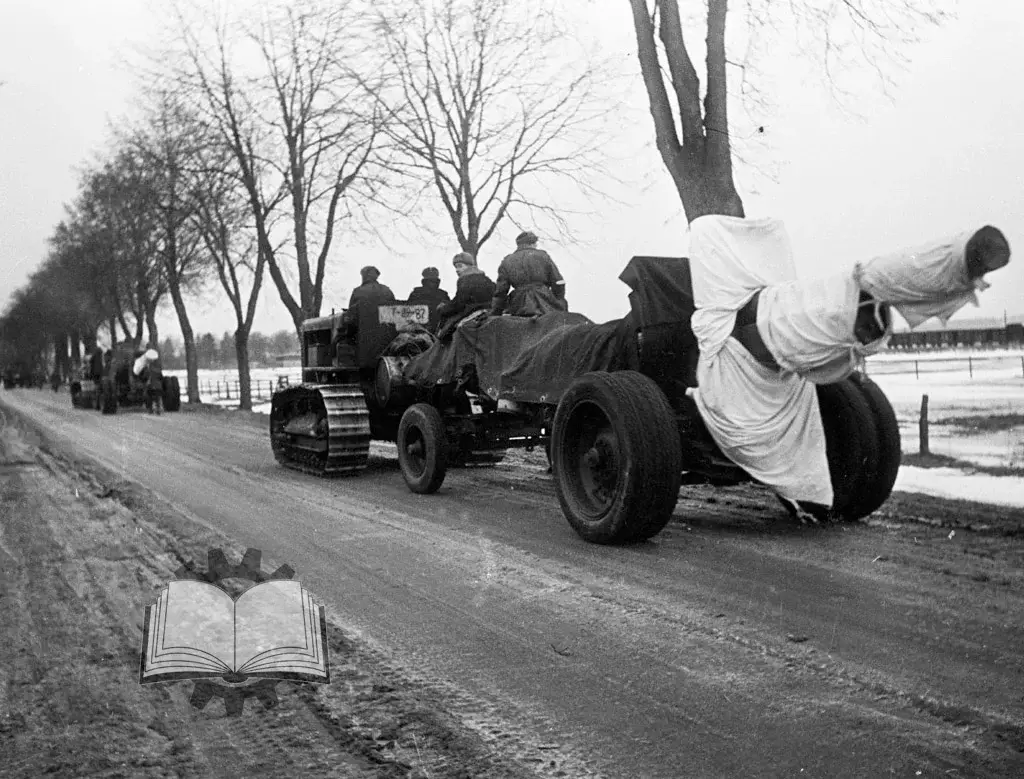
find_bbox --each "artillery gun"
[70,346,181,415]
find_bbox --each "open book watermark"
[139,547,330,716]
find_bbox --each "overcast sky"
[1,0,1021,341]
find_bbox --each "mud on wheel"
[397,403,448,494]
[551,371,682,544]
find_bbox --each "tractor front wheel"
[397,403,448,494]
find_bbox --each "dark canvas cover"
[497,317,635,402]
[401,311,591,395]
[401,256,697,404]
[618,255,695,329]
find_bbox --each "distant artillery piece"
[71,346,181,415]
[1,361,42,389]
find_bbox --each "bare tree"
[124,91,211,403]
[75,149,167,348]
[190,143,270,412]
[369,0,617,256]
[627,0,951,222]
[162,0,387,335]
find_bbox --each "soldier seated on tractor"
[332,266,397,358]
[406,266,451,334]
[435,252,496,340]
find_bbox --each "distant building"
[273,353,302,368]
[888,321,1024,350]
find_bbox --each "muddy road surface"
[2,387,1023,778]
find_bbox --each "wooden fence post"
[919,394,930,455]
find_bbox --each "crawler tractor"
[270,255,902,545]
[70,347,181,415]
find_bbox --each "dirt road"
[2,387,1023,778]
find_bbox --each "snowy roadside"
[868,371,1024,508]
[894,466,1024,509]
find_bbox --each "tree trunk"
[145,306,159,348]
[70,330,82,369]
[52,335,69,382]
[676,156,745,222]
[627,0,745,223]
[166,277,201,403]
[108,316,118,347]
[234,329,253,412]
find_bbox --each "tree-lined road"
[3,388,1022,778]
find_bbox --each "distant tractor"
[270,257,903,545]
[71,346,181,415]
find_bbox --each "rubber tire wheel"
[397,403,448,494]
[815,379,879,520]
[552,371,682,544]
[844,373,901,519]
[100,378,118,415]
[162,376,182,412]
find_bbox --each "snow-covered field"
[167,350,1024,508]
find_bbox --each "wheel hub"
[580,434,618,506]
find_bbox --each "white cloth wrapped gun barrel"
[686,215,1010,508]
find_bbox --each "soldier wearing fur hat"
[436,252,497,339]
[490,231,567,317]
[407,266,451,333]
[338,266,397,342]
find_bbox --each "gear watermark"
[140,547,330,717]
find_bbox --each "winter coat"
[492,247,567,316]
[344,280,397,335]
[407,279,451,332]
[437,267,496,320]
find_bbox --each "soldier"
[334,266,397,349]
[133,347,163,414]
[349,266,396,318]
[407,267,451,333]
[489,231,567,317]
[436,252,497,338]
[86,342,106,382]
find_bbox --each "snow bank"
[894,466,1024,508]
